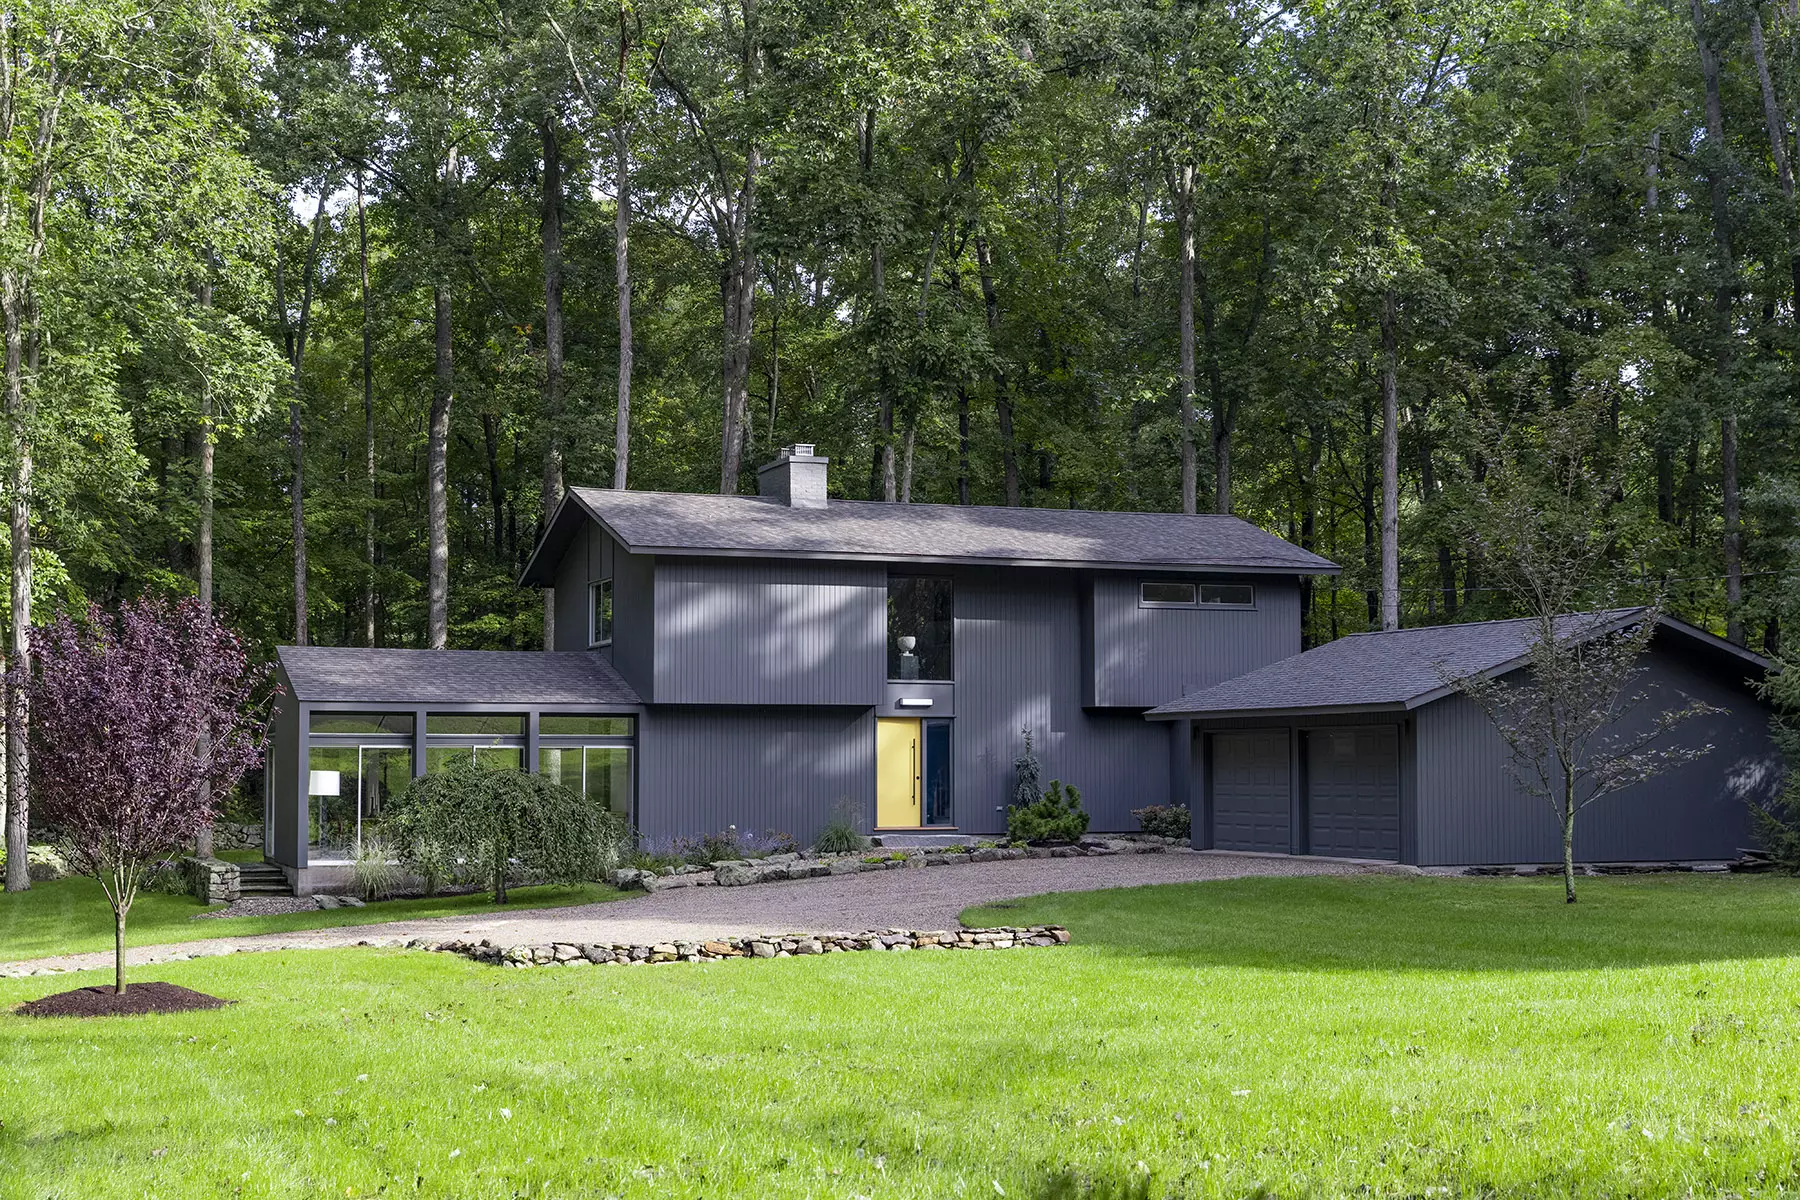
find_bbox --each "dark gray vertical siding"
[612,545,655,698]
[1089,575,1301,707]
[269,675,303,867]
[1415,647,1778,864]
[550,521,590,651]
[635,706,874,842]
[653,557,884,705]
[953,570,1170,835]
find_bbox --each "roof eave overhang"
[1145,700,1411,722]
[518,491,622,586]
[623,542,1341,575]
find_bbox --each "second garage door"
[1306,726,1401,860]
[1211,729,1291,852]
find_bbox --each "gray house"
[265,444,1336,892]
[1147,610,1782,866]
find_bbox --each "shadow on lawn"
[967,873,1800,973]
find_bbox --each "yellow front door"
[876,717,922,828]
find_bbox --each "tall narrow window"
[888,575,953,680]
[590,579,614,647]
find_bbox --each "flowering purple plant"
[25,596,277,992]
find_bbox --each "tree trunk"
[1692,0,1744,645]
[1379,286,1401,631]
[956,384,970,505]
[974,233,1017,505]
[900,417,916,503]
[541,121,566,647]
[614,126,634,491]
[114,902,128,994]
[428,279,453,649]
[195,272,216,860]
[1,271,28,893]
[358,171,377,647]
[864,111,896,502]
[1561,802,1576,904]
[1748,4,1800,309]
[278,195,328,648]
[1174,163,1197,515]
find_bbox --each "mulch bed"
[13,981,233,1019]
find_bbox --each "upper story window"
[590,579,614,647]
[1139,580,1256,609]
[888,575,953,680]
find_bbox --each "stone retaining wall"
[410,925,1070,968]
[609,836,1187,893]
[183,857,240,904]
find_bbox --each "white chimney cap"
[789,443,815,457]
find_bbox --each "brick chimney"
[756,444,829,508]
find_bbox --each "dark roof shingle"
[564,488,1338,573]
[277,647,641,706]
[1147,610,1649,717]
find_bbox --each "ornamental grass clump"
[23,597,275,994]
[812,800,868,855]
[387,759,627,903]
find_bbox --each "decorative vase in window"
[897,635,920,680]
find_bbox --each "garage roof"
[1146,610,1770,720]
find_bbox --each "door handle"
[911,739,918,808]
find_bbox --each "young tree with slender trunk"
[1447,414,1720,902]
[25,598,274,992]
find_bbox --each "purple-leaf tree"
[24,597,275,993]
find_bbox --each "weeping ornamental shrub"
[1008,779,1089,844]
[386,759,629,902]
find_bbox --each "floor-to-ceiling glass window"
[425,713,527,773]
[307,712,415,861]
[536,715,635,823]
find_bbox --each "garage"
[1305,726,1401,860]
[1210,729,1291,852]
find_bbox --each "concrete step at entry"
[233,861,293,897]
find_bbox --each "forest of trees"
[5,0,1799,671]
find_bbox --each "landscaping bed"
[611,834,1188,892]
[14,980,231,1019]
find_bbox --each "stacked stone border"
[609,835,1189,893]
[408,925,1071,967]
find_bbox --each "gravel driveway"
[1,850,1375,977]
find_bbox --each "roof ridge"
[573,485,1259,521]
[1333,609,1645,640]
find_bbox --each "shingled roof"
[520,488,1338,584]
[1145,609,1768,719]
[277,647,642,706]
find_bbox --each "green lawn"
[0,875,625,961]
[3,874,1798,1198]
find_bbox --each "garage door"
[1211,730,1290,852]
[1306,726,1400,860]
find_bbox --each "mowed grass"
[3,874,1799,1199]
[0,874,625,961]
